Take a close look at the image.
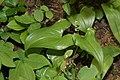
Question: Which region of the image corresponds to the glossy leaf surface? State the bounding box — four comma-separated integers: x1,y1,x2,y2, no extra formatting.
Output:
34,9,44,22
45,11,53,19
24,54,50,69
25,19,73,51
68,7,95,32
15,12,35,24
78,64,98,80
74,28,103,68
9,61,35,80
102,4,120,43
7,20,25,31
62,3,71,15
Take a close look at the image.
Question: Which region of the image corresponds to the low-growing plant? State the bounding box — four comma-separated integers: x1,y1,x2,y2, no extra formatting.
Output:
0,0,120,80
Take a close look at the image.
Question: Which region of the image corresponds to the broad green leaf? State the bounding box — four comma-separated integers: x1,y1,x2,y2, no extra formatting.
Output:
95,9,104,20
102,46,120,77
4,0,19,7
45,67,58,79
111,0,120,8
102,45,120,57
4,42,14,50
0,32,10,41
15,12,35,24
62,3,71,15
74,28,103,69
36,67,48,79
102,4,120,43
47,54,64,67
24,54,50,69
10,32,21,43
9,61,35,80
25,19,72,50
36,67,57,80
0,72,4,80
20,31,28,44
68,6,95,32
7,20,25,31
4,7,16,16
54,75,67,80
27,23,41,33
34,9,44,22
0,42,18,59
78,64,98,80
92,45,120,79
0,51,15,67
15,49,25,60
41,5,49,11
40,76,47,80
45,11,53,19
17,6,26,12
60,60,66,71
0,11,7,22
64,50,73,58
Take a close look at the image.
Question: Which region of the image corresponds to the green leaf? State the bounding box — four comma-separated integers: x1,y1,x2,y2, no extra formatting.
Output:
4,42,14,50
112,0,120,8
0,32,10,41
9,61,35,80
78,64,98,80
34,9,44,22
7,20,25,31
15,12,36,24
68,6,95,32
27,23,41,33
20,31,28,44
40,76,47,80
24,54,50,69
54,75,67,80
95,9,104,20
74,28,103,69
25,19,72,50
0,41,18,59
4,0,19,7
64,50,73,58
4,7,16,16
62,3,71,15
41,5,49,11
0,11,7,22
0,51,15,67
102,4,120,43
15,49,25,60
102,45,120,57
0,41,18,60
0,72,4,80
17,6,26,12
45,11,53,19
10,32,21,43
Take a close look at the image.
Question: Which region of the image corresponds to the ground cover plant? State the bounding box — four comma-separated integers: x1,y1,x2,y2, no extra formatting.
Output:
0,0,120,80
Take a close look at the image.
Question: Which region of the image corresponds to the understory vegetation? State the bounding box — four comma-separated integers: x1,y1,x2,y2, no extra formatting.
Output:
0,0,120,80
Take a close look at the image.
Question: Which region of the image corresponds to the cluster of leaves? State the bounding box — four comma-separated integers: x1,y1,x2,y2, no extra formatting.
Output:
0,0,120,80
